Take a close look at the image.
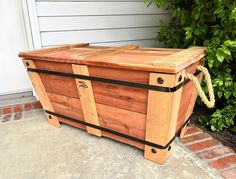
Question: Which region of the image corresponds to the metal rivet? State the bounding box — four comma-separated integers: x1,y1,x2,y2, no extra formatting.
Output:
26,62,30,67
168,146,171,151
48,115,52,119
151,148,157,154
157,77,164,84
178,75,182,82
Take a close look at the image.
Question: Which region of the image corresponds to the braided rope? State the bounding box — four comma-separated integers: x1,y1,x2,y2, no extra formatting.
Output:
185,65,215,108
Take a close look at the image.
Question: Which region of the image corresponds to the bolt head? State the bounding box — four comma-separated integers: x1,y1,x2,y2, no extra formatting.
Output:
151,148,157,154
157,77,164,84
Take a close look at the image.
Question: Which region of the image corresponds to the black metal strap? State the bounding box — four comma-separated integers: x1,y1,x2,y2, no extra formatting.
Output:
27,68,201,92
45,110,191,150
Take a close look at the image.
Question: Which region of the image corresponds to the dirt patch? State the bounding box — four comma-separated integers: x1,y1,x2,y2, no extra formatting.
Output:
190,105,236,153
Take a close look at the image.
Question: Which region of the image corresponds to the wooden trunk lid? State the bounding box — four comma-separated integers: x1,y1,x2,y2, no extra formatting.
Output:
19,43,206,73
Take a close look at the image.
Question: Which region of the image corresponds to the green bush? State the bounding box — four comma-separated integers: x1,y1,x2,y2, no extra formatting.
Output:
145,0,236,132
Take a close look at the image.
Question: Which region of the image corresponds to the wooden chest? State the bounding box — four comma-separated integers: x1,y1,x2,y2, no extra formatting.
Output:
19,43,206,164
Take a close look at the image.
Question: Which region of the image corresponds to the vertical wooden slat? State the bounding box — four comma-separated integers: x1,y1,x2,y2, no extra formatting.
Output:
22,59,60,128
72,64,102,137
144,71,184,164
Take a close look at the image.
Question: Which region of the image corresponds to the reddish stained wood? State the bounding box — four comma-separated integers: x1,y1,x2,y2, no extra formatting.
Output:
47,92,84,120
19,44,205,73
97,103,146,140
40,74,79,98
88,66,149,84
34,60,73,73
176,61,203,131
58,117,86,130
102,132,144,150
92,82,147,114
34,61,148,114
46,91,146,144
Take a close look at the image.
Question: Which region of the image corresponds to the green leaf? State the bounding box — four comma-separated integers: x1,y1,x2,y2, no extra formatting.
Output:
156,0,164,7
230,128,236,133
231,8,236,21
211,125,217,131
216,48,225,62
221,45,231,57
144,0,152,7
224,40,236,48
224,90,231,99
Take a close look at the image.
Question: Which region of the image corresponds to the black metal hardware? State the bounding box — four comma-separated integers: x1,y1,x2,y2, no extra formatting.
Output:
45,110,191,150
27,68,201,93
157,77,164,84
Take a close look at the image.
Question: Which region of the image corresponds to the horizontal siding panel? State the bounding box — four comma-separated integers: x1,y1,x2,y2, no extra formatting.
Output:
41,27,160,46
37,2,168,16
39,14,170,31
37,0,147,2
94,39,163,47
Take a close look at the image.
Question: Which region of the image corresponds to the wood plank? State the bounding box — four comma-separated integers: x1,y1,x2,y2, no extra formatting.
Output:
152,47,206,71
176,61,202,131
40,74,79,98
22,59,60,128
19,43,89,58
72,45,139,60
102,132,144,150
72,65,102,136
88,66,149,84
58,117,86,130
92,82,147,114
144,70,184,164
47,92,84,120
97,103,146,140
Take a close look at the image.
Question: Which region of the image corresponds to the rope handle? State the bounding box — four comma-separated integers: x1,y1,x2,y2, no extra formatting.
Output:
185,65,215,108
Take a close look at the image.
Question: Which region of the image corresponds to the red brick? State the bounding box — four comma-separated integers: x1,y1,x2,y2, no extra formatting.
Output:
209,155,236,170
181,133,211,144
2,115,11,122
185,127,203,136
14,113,22,120
12,104,23,113
221,168,236,178
23,103,33,111
2,106,12,114
32,101,42,109
187,139,221,152
197,146,233,160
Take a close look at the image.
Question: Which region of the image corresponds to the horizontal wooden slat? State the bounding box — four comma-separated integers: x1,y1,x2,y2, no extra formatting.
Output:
39,14,170,32
41,27,160,46
37,2,168,16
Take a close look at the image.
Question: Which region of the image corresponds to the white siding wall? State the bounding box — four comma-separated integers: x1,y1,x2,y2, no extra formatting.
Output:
0,0,170,95
29,0,171,48
0,1,32,95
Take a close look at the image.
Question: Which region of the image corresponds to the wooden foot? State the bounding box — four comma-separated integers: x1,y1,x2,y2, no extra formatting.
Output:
45,113,60,128
144,146,172,164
